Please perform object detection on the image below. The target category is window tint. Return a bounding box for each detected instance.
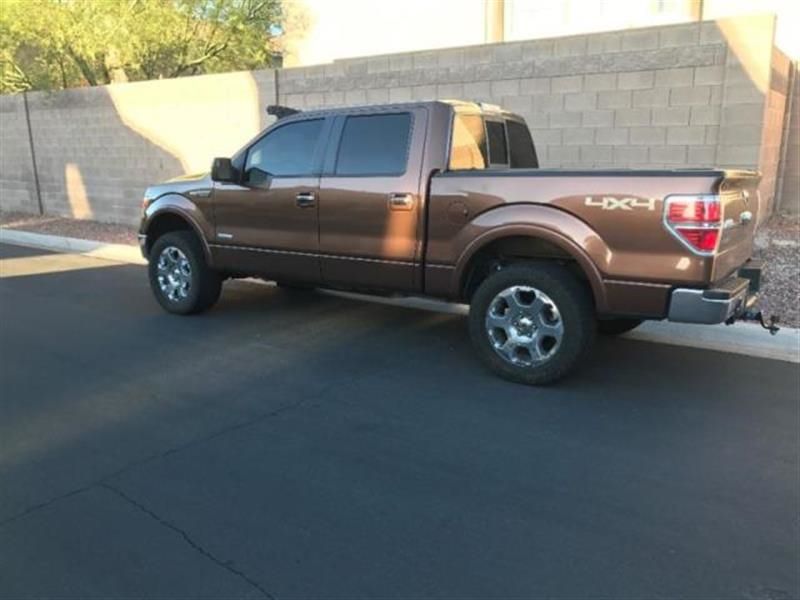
[486,120,508,165]
[245,119,323,178]
[449,114,487,170]
[506,120,538,168]
[335,113,411,176]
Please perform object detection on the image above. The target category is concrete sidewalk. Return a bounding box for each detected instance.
[2,227,798,364]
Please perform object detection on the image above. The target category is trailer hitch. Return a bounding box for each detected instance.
[727,310,780,335]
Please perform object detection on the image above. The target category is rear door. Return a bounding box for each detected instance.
[318,107,428,291]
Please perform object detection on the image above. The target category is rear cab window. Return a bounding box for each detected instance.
[486,120,508,166]
[448,111,538,171]
[506,119,538,168]
[449,114,488,170]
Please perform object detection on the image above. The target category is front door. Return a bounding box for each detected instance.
[212,117,328,282]
[318,109,427,291]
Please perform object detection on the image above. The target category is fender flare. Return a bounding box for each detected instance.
[143,195,214,264]
[453,207,610,311]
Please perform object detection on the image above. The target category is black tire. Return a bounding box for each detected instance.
[597,318,643,336]
[148,231,222,315]
[468,262,595,385]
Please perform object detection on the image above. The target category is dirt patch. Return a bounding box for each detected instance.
[754,213,800,328]
[0,211,137,246]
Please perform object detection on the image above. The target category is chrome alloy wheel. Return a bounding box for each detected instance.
[156,246,192,302]
[485,285,564,367]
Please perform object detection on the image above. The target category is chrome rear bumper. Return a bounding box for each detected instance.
[668,260,762,324]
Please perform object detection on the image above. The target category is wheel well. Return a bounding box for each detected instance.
[460,236,593,302]
[145,213,194,255]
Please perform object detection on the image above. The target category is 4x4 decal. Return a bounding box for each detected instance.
[585,196,657,211]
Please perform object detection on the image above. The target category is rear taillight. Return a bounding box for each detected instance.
[663,194,722,255]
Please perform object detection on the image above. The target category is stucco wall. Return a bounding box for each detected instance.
[0,16,791,226]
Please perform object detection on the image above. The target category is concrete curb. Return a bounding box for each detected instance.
[2,228,798,364]
[0,228,146,265]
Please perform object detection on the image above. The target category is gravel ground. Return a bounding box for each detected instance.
[2,210,798,326]
[754,213,800,328]
[0,211,137,245]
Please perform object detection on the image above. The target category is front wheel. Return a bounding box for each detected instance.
[468,263,595,385]
[148,231,222,315]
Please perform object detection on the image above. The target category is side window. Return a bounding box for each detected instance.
[506,119,538,169]
[486,120,508,166]
[449,114,487,170]
[245,119,324,180]
[335,113,412,176]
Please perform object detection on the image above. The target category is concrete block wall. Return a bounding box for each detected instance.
[777,63,799,214]
[757,50,792,216]
[0,16,791,226]
[0,95,38,213]
[279,22,731,172]
[4,70,276,225]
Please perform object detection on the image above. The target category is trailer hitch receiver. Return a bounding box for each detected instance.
[727,309,780,335]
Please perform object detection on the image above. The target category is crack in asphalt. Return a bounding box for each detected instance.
[0,485,93,530]
[0,393,327,595]
[0,371,369,595]
[0,390,325,531]
[102,394,318,484]
[102,482,275,600]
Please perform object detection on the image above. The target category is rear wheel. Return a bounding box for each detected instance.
[148,231,221,315]
[468,263,595,385]
[597,318,642,336]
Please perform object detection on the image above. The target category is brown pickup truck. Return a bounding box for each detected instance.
[139,100,775,384]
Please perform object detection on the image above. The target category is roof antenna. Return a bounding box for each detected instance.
[267,105,301,120]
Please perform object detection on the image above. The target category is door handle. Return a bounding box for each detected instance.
[296,192,316,208]
[388,193,415,211]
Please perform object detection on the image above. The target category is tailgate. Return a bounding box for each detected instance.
[712,171,761,282]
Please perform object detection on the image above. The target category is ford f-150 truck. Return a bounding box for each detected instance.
[139,100,776,384]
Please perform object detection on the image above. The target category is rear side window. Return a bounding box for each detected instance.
[486,120,508,166]
[335,113,411,176]
[245,119,324,177]
[449,114,487,170]
[506,120,538,168]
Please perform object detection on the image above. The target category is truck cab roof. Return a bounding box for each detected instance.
[276,100,525,122]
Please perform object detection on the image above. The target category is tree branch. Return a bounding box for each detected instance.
[65,45,99,86]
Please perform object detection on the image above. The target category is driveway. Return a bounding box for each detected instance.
[1,243,797,599]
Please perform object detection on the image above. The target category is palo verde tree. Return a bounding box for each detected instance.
[0,0,285,93]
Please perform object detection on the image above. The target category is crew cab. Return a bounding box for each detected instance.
[139,100,774,384]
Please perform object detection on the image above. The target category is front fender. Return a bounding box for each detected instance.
[142,194,214,263]
[453,205,611,311]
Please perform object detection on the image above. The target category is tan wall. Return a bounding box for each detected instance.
[756,49,792,216]
[0,17,792,226]
[776,63,799,214]
[2,70,276,224]
[0,94,38,213]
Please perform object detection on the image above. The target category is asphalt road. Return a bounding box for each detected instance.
[1,242,798,600]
